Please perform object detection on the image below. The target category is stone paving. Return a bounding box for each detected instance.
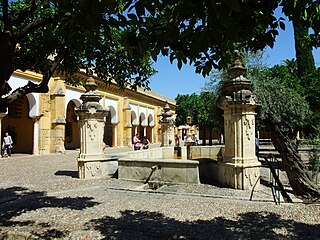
[0,147,319,239]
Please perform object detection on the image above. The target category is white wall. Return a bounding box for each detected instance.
[9,75,40,116]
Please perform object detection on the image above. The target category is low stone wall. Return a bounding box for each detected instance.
[195,158,219,184]
[126,147,164,159]
[126,146,188,160]
[118,158,200,185]
[188,145,224,184]
[118,146,199,184]
[298,145,315,164]
[78,156,118,179]
[190,145,225,159]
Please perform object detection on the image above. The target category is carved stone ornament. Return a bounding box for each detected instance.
[159,103,174,124]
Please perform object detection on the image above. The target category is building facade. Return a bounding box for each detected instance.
[0,71,175,155]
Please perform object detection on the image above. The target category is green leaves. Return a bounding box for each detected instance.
[3,0,320,101]
[1,0,157,93]
[175,88,223,132]
[279,21,286,30]
[252,65,311,137]
[223,0,241,12]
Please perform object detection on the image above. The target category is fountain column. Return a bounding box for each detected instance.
[218,52,260,190]
[159,103,174,147]
[75,77,109,179]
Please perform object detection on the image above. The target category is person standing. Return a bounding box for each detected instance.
[255,135,260,157]
[133,133,141,151]
[174,134,180,147]
[2,132,13,158]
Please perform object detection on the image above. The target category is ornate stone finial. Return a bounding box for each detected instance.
[227,50,246,79]
[160,102,174,123]
[83,77,98,93]
[79,77,103,108]
[163,103,170,112]
[222,50,253,98]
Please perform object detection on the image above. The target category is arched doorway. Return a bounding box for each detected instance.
[139,112,146,139]
[65,100,80,149]
[2,94,34,154]
[103,106,117,147]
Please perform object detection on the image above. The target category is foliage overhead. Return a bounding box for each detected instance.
[124,0,282,76]
[251,65,311,139]
[0,0,156,111]
[2,0,320,112]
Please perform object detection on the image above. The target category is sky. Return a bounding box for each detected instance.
[148,22,320,100]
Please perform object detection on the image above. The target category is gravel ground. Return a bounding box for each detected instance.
[0,149,319,239]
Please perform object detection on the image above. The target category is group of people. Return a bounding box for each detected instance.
[1,132,13,158]
[133,134,150,151]
[181,134,199,145]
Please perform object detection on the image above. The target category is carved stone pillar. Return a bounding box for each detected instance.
[50,77,66,153]
[31,115,43,155]
[160,103,175,147]
[217,51,261,190]
[123,97,132,147]
[75,77,109,179]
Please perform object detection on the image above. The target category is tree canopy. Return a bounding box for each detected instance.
[175,91,222,132]
[0,0,156,111]
[2,1,320,109]
[2,0,313,112]
[124,0,281,75]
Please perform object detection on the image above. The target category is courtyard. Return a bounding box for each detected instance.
[0,148,319,239]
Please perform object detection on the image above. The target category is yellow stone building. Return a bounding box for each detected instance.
[0,71,175,155]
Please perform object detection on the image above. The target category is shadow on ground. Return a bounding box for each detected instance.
[87,209,320,240]
[0,186,99,238]
[1,187,319,239]
[54,170,78,178]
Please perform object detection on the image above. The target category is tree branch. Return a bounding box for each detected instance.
[9,0,37,26]
[2,0,9,31]
[0,55,64,112]
[16,16,55,41]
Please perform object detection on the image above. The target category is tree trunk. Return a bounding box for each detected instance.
[292,12,316,79]
[202,127,206,146]
[0,32,15,97]
[209,130,212,146]
[271,129,320,202]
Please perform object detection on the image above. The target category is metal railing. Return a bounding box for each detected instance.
[261,154,292,204]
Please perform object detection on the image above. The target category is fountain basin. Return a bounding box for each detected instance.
[118,156,200,185]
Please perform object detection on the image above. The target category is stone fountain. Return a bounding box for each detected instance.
[216,51,261,189]
[75,77,110,179]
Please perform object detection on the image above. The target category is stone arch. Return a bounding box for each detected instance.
[26,93,37,117]
[103,106,117,147]
[109,105,117,124]
[131,110,138,125]
[140,112,146,127]
[139,112,146,139]
[65,99,80,149]
[148,114,154,127]
[2,94,34,154]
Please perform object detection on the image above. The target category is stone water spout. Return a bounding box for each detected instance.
[144,164,161,184]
